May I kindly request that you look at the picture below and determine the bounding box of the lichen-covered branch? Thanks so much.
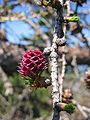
[50,34,59,105]
[49,1,65,119]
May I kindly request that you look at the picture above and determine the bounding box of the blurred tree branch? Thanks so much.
[0,40,90,75]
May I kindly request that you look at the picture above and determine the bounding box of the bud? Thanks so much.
[70,22,82,34]
[65,16,80,22]
[41,0,61,9]
[62,89,73,103]
[64,103,76,114]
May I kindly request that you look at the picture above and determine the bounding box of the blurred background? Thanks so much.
[0,0,90,120]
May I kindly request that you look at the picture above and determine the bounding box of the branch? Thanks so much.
[58,52,66,102]
[48,1,65,119]
[72,100,88,119]
[71,55,79,78]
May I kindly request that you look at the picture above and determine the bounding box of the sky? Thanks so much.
[0,0,90,46]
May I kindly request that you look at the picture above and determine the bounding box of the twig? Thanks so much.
[58,0,69,103]
[82,106,90,113]
[72,100,88,118]
[50,1,65,119]
[58,52,66,102]
[71,55,79,78]
[81,32,90,49]
[0,13,51,47]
